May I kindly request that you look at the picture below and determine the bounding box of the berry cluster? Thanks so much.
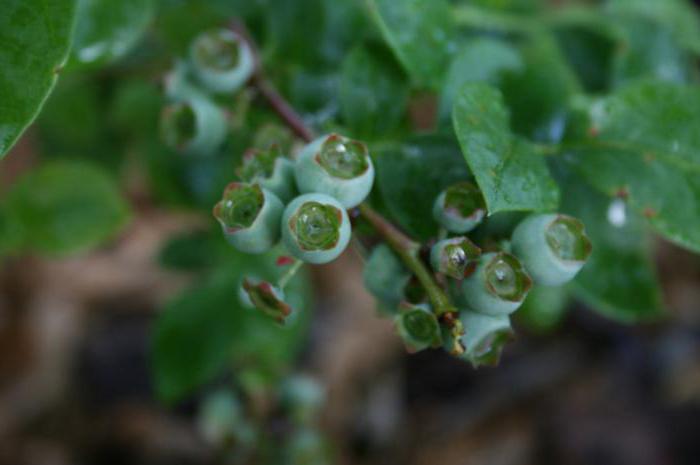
[160,28,594,367]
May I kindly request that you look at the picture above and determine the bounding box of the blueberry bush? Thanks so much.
[2,0,700,462]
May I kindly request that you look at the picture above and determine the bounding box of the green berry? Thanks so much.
[395,303,442,353]
[294,134,375,208]
[363,244,414,314]
[189,29,254,93]
[281,193,351,264]
[239,277,292,324]
[511,214,592,286]
[164,60,205,102]
[197,389,256,447]
[280,376,325,425]
[160,96,227,155]
[458,252,532,316]
[433,182,486,233]
[214,183,283,254]
[457,311,513,367]
[430,236,481,279]
[238,145,297,203]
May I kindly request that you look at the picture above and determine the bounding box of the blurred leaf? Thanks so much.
[516,285,570,333]
[500,34,581,142]
[374,134,470,240]
[552,22,616,92]
[158,229,227,271]
[70,0,155,68]
[153,251,312,403]
[558,174,664,323]
[339,44,409,139]
[439,37,523,122]
[0,205,22,257]
[266,0,326,66]
[5,161,131,255]
[576,80,700,172]
[368,0,455,89]
[612,17,694,87]
[570,148,700,254]
[452,83,560,214]
[606,0,700,54]
[0,0,77,157]
[469,0,544,13]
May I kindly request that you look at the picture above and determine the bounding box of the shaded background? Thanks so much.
[2,0,700,464]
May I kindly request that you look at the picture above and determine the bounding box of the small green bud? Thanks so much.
[457,311,514,367]
[430,236,481,279]
[511,214,592,286]
[281,193,352,264]
[239,277,292,323]
[294,134,375,208]
[213,183,283,254]
[395,303,442,353]
[459,252,532,316]
[160,96,227,155]
[238,145,297,202]
[189,29,254,93]
[197,390,256,447]
[363,244,414,314]
[433,182,486,233]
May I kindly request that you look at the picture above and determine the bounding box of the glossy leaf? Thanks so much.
[5,161,131,255]
[452,83,560,214]
[374,135,470,240]
[0,0,77,157]
[439,37,523,122]
[368,0,455,89]
[153,255,311,403]
[70,0,155,68]
[339,44,409,138]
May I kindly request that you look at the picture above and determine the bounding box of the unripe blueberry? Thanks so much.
[197,390,256,447]
[457,311,513,367]
[395,303,442,353]
[511,214,592,286]
[280,376,325,425]
[281,193,351,264]
[238,145,297,203]
[160,96,227,155]
[458,252,532,316]
[294,134,375,208]
[189,29,254,93]
[433,182,486,233]
[164,60,205,102]
[430,236,481,279]
[363,244,413,314]
[213,183,283,254]
[239,277,292,324]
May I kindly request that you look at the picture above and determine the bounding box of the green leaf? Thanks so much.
[516,285,570,333]
[5,161,131,255]
[606,0,700,54]
[153,254,311,403]
[558,174,664,323]
[578,81,700,172]
[439,37,523,122]
[499,34,581,142]
[452,83,560,214]
[70,0,155,68]
[367,0,455,89]
[374,134,470,240]
[569,148,700,254]
[611,17,694,87]
[0,0,77,158]
[339,44,409,139]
